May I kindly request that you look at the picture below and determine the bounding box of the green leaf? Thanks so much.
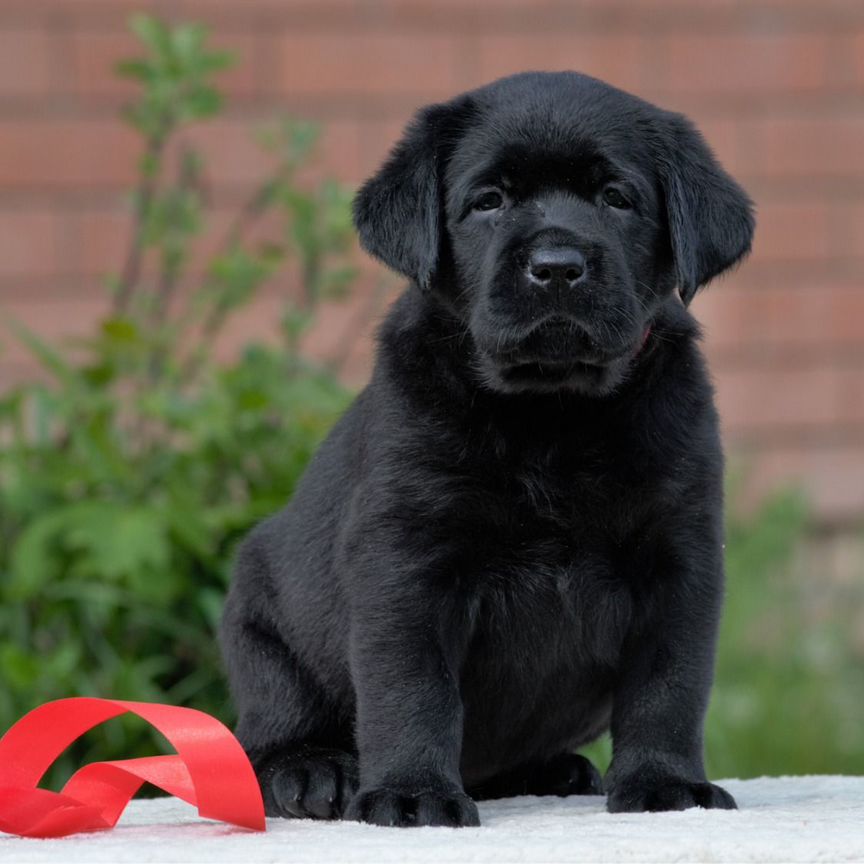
[171,23,206,64]
[115,59,155,82]
[280,305,314,343]
[68,505,171,581]
[0,645,43,690]
[321,265,359,299]
[102,317,141,344]
[182,86,222,119]
[199,51,235,75]
[8,509,73,600]
[129,14,172,60]
[138,149,161,179]
[202,247,276,312]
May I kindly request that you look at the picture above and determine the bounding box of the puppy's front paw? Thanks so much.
[607,774,736,813]
[346,785,480,827]
[260,747,359,820]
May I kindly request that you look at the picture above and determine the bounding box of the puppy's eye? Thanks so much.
[473,190,504,211]
[602,187,631,210]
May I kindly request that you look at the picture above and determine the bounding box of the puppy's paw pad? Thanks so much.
[607,778,736,813]
[346,786,480,827]
[264,748,358,820]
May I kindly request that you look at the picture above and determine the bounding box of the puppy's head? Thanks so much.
[355,72,754,395]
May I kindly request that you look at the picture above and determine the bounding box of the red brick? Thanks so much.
[182,116,364,188]
[68,29,259,98]
[17,0,164,9]
[841,201,864,258]
[714,363,843,433]
[849,30,864,85]
[738,115,864,179]
[67,29,139,98]
[176,115,360,189]
[824,282,864,344]
[275,32,467,96]
[475,33,647,93]
[9,1,209,26]
[291,118,366,185]
[360,117,411,177]
[736,444,864,522]
[178,119,272,187]
[613,0,856,6]
[190,32,261,98]
[0,209,60,277]
[0,115,354,192]
[750,200,833,264]
[0,112,356,194]
[687,115,741,176]
[0,121,139,188]
[655,33,835,95]
[184,0,358,9]
[0,29,54,96]
[697,282,864,352]
[841,363,864,425]
[73,207,129,277]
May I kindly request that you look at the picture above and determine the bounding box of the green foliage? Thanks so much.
[0,15,354,782]
[708,493,864,777]
[118,15,232,137]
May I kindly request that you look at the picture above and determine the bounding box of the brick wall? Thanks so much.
[1,0,863,522]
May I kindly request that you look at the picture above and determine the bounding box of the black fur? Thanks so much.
[220,71,754,827]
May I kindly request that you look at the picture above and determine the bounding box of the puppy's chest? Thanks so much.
[453,438,659,670]
[460,544,634,707]
[460,431,669,544]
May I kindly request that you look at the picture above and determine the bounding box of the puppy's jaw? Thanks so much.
[468,309,650,396]
[473,347,637,396]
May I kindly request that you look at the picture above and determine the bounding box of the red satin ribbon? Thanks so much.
[0,697,265,838]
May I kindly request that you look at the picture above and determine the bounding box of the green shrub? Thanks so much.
[707,491,864,778]
[0,15,355,782]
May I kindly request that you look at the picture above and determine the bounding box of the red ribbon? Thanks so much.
[0,697,266,838]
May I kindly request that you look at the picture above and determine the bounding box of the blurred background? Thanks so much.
[0,0,862,784]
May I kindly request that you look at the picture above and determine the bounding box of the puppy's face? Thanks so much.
[445,114,668,394]
[355,73,754,396]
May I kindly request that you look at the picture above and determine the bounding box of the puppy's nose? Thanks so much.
[528,247,586,288]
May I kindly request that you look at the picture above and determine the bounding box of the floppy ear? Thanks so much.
[655,114,755,305]
[353,103,463,290]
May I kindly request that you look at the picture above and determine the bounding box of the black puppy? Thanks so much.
[220,71,754,827]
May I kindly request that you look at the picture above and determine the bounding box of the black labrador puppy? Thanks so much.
[220,71,754,827]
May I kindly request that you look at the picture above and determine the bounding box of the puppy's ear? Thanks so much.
[655,113,755,305]
[354,102,466,290]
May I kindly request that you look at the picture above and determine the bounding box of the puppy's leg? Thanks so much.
[220,543,356,820]
[223,614,358,819]
[468,753,603,800]
[604,508,737,813]
[342,543,480,828]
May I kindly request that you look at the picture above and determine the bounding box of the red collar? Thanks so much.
[638,326,652,354]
